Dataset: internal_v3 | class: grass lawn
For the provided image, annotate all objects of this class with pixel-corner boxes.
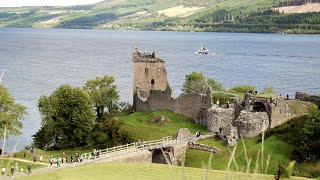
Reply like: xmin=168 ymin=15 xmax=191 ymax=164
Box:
xmin=14 ymin=162 xmax=278 ymax=180
xmin=120 ymin=109 xmax=209 ymax=141
xmin=185 ymin=135 xmax=295 ymax=175
xmin=0 ymin=159 xmax=45 ymax=175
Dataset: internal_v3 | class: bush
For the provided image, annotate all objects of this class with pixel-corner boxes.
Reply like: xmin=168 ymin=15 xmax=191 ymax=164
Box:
xmin=261 ymin=85 xmax=276 ymax=95
xmin=228 ymin=84 xmax=256 ymax=94
xmin=212 ymin=93 xmax=231 ymax=105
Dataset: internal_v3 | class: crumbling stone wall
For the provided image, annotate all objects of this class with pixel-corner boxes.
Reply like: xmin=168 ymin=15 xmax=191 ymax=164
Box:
xmin=235 ymin=111 xmax=269 ymax=138
xmin=133 ymin=48 xmax=169 ymax=108
xmin=270 ymin=97 xmax=294 ymax=128
xmin=205 ymin=105 xmax=235 ymax=133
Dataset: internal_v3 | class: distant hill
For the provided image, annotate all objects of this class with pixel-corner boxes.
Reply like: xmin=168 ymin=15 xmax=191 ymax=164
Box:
xmin=1 ymin=0 xmax=320 ymax=33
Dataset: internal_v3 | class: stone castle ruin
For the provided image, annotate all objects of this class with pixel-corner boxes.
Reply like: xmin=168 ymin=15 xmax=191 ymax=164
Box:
xmin=133 ymin=48 xmax=294 ymax=144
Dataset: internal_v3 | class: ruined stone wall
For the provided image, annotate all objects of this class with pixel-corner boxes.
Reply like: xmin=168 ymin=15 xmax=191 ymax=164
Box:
xmin=270 ymin=97 xmax=294 ymax=128
xmin=174 ymin=93 xmax=208 ymax=121
xmin=205 ymin=105 xmax=235 ymax=133
xmin=235 ymin=111 xmax=269 ymax=138
xmin=135 ymin=86 xmax=174 ymax=111
xmin=133 ymin=49 xmax=168 ymax=108
xmin=295 ymin=92 xmax=320 ymax=107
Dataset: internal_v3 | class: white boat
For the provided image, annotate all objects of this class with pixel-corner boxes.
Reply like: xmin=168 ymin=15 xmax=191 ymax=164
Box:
xmin=198 ymin=44 xmax=209 ymax=54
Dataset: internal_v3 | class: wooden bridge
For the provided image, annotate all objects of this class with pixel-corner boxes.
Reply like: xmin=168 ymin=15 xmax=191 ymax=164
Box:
xmin=81 ymin=135 xmax=195 ymax=163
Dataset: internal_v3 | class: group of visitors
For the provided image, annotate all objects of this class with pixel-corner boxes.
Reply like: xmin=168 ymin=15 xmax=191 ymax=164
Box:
xmin=1 ymin=163 xmax=31 ymax=177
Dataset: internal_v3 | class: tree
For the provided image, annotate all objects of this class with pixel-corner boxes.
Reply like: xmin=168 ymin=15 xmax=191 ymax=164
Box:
xmin=91 ymin=116 xmax=132 ymax=149
xmin=228 ymin=84 xmax=256 ymax=94
xmin=207 ymin=78 xmax=224 ymax=91
xmin=182 ymin=71 xmax=207 ymax=93
xmin=83 ymin=76 xmax=119 ymax=121
xmin=34 ymin=85 xmax=95 ymax=149
xmin=261 ymin=85 xmax=276 ymax=95
xmin=0 ymin=84 xmax=27 ymax=137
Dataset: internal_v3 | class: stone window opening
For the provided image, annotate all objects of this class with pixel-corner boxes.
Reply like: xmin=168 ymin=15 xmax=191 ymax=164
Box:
xmin=145 ymin=68 xmax=149 ymax=74
xmin=252 ymin=102 xmax=267 ymax=112
xmin=151 ymin=79 xmax=155 ymax=85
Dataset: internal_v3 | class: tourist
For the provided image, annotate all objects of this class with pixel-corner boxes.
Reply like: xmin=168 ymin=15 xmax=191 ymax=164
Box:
xmin=1 ymin=167 xmax=5 ymax=175
xmin=287 ymin=94 xmax=289 ymax=100
xmin=70 ymin=155 xmax=74 ymax=163
xmin=226 ymin=101 xmax=229 ymax=109
xmin=15 ymin=162 xmax=18 ymax=172
xmin=32 ymin=153 xmax=36 ymax=162
xmin=27 ymin=163 xmax=31 ymax=174
xmin=249 ymin=90 xmax=252 ymax=94
xmin=39 ymin=154 xmax=43 ymax=162
xmin=49 ymin=156 xmax=53 ymax=166
xmin=23 ymin=150 xmax=26 ymax=158
xmin=56 ymin=158 xmax=61 ymax=168
xmin=255 ymin=91 xmax=258 ymax=95
xmin=30 ymin=147 xmax=33 ymax=154
xmin=10 ymin=166 xmax=14 ymax=177
xmin=76 ymin=152 xmax=79 ymax=162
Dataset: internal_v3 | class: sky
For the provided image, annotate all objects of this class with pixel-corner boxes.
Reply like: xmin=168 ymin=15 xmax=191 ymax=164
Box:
xmin=0 ymin=0 xmax=105 ymax=7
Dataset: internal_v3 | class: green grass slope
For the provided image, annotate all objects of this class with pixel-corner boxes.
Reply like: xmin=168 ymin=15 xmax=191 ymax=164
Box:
xmin=185 ymin=136 xmax=294 ymax=175
xmin=15 ymin=162 xmax=278 ymax=180
xmin=120 ymin=109 xmax=209 ymax=141
xmin=0 ymin=0 xmax=319 ymax=33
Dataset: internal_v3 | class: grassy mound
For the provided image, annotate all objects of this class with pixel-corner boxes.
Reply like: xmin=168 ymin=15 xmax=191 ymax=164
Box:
xmin=120 ymin=110 xmax=208 ymax=141
xmin=185 ymin=136 xmax=294 ymax=175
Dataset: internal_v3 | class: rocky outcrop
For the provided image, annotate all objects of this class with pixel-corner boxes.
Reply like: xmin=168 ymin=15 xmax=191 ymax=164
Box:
xmin=235 ymin=111 xmax=269 ymax=138
xmin=188 ymin=142 xmax=220 ymax=154
xmin=176 ymin=128 xmax=191 ymax=139
xmin=219 ymin=123 xmax=238 ymax=146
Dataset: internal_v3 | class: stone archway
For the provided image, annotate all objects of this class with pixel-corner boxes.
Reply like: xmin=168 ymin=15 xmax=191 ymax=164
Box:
xmin=252 ymin=102 xmax=266 ymax=112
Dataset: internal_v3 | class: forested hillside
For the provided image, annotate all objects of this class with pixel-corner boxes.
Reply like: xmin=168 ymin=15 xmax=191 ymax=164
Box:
xmin=0 ymin=0 xmax=319 ymax=33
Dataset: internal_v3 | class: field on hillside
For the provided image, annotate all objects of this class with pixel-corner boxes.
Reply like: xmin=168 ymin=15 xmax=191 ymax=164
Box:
xmin=120 ymin=110 xmax=209 ymax=141
xmin=0 ymin=0 xmax=320 ymax=33
xmin=185 ymin=136 xmax=294 ymax=175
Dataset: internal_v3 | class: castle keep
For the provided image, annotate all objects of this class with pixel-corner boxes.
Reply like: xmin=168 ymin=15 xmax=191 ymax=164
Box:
xmin=133 ymin=49 xmax=294 ymax=140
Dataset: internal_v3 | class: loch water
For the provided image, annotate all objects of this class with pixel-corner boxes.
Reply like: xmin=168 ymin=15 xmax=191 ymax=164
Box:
xmin=0 ymin=28 xmax=319 ymax=151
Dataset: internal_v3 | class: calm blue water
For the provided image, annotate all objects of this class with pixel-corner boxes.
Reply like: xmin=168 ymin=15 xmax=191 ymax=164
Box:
xmin=0 ymin=28 xmax=319 ymax=151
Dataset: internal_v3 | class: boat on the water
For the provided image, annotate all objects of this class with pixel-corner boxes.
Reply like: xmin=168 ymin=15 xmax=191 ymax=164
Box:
xmin=198 ymin=44 xmax=209 ymax=54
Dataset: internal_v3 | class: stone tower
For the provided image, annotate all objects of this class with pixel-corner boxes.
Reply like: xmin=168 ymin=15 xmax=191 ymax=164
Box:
xmin=132 ymin=48 xmax=169 ymax=109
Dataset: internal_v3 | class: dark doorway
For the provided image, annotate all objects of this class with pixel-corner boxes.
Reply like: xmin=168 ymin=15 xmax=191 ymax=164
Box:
xmin=151 ymin=79 xmax=155 ymax=85
xmin=253 ymin=102 xmax=266 ymax=112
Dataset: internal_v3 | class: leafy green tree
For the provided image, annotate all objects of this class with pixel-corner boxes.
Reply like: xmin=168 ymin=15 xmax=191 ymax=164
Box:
xmin=182 ymin=71 xmax=207 ymax=93
xmin=261 ymin=85 xmax=276 ymax=95
xmin=0 ymin=84 xmax=27 ymax=137
xmin=84 ymin=75 xmax=119 ymax=121
xmin=91 ymin=116 xmax=132 ymax=149
xmin=34 ymin=85 xmax=95 ymax=149
xmin=207 ymin=78 xmax=224 ymax=91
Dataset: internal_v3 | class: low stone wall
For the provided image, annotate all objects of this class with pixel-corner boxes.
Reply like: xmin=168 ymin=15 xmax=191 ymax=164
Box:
xmin=270 ymin=97 xmax=295 ymax=128
xmin=96 ymin=150 xmax=152 ymax=163
xmin=188 ymin=143 xmax=220 ymax=154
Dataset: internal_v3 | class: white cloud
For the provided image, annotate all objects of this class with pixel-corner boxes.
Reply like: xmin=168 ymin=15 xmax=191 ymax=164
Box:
xmin=0 ymin=0 xmax=104 ymax=7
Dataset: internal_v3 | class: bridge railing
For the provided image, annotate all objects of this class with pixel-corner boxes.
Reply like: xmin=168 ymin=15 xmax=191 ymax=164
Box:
xmin=82 ymin=135 xmax=178 ymax=161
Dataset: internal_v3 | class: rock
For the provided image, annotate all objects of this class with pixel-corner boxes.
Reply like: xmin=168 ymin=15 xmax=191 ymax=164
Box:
xmin=176 ymin=128 xmax=191 ymax=139
xmin=219 ymin=123 xmax=238 ymax=146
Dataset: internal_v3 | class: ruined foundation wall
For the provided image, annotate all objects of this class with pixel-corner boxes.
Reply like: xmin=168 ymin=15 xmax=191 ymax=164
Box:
xmin=206 ymin=105 xmax=235 ymax=133
xmin=270 ymin=98 xmax=294 ymax=128
xmin=235 ymin=111 xmax=269 ymax=138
